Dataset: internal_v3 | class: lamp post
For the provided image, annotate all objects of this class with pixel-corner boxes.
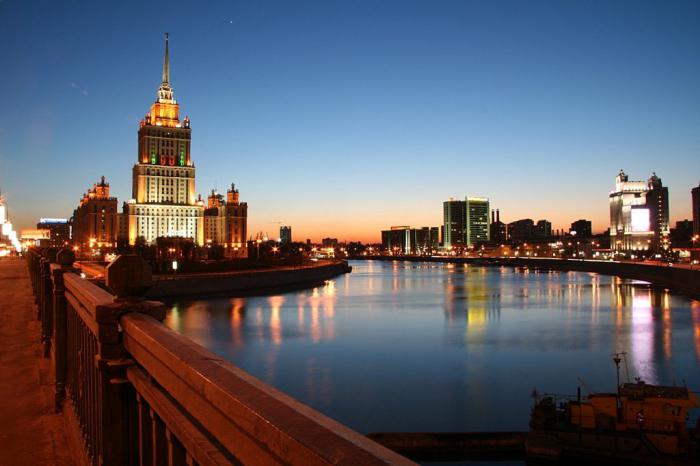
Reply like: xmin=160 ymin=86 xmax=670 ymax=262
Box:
xmin=692 ymin=235 xmax=699 ymax=270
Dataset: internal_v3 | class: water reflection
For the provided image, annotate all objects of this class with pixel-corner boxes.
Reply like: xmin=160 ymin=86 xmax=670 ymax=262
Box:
xmin=163 ymin=260 xmax=700 ymax=436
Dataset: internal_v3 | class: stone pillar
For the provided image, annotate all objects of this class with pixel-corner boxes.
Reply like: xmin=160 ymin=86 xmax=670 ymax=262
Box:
xmin=95 ymin=255 xmax=165 ymax=465
xmin=51 ymin=249 xmax=75 ymax=412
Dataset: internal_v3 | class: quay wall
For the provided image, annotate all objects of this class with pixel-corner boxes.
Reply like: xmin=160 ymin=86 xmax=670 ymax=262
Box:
xmin=359 ymin=256 xmax=700 ymax=300
xmin=145 ymin=260 xmax=351 ymax=299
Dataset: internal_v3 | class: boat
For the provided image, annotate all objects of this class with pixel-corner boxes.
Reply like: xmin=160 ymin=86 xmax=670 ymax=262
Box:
xmin=528 ymin=355 xmax=700 ymax=465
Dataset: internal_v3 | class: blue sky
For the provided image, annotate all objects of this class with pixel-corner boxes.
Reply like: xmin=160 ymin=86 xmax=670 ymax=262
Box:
xmin=1 ymin=0 xmax=699 ymax=241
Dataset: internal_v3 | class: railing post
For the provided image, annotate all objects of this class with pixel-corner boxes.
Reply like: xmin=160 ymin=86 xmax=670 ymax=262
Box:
xmin=94 ymin=255 xmax=165 ymax=466
xmin=52 ymin=248 xmax=75 ymax=412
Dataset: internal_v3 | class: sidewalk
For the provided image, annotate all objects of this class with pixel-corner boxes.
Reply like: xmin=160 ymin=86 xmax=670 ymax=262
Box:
xmin=0 ymin=258 xmax=76 ymax=466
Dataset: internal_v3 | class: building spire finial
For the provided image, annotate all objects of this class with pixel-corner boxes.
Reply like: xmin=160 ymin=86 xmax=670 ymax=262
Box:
xmin=162 ymin=32 xmax=170 ymax=85
xmin=157 ymin=33 xmax=174 ymax=102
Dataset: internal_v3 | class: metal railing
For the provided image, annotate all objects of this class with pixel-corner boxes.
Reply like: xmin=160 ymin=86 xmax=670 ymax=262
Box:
xmin=26 ymin=248 xmax=414 ymax=466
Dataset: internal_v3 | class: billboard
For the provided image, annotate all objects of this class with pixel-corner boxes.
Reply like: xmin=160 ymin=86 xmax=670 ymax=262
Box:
xmin=630 ymin=208 xmax=650 ymax=233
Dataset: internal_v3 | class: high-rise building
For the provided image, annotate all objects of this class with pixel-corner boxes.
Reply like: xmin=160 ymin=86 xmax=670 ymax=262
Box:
xmin=71 ymin=176 xmax=118 ymax=248
xmin=693 ymin=182 xmax=700 ymax=236
xmin=123 ymin=34 xmax=204 ymax=246
xmin=609 ymin=170 xmax=669 ymax=254
xmin=121 ymin=34 xmax=247 ymax=250
xmin=280 ymin=226 xmax=292 ymax=244
xmin=465 ymin=197 xmax=490 ymax=246
xmin=443 ymin=198 xmax=466 ymax=248
xmin=570 ymin=219 xmax=592 ymax=238
xmin=36 ymin=218 xmax=70 ymax=247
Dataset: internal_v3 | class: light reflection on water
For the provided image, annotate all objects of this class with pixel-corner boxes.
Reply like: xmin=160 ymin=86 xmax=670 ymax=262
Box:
xmin=164 ymin=260 xmax=700 ymax=435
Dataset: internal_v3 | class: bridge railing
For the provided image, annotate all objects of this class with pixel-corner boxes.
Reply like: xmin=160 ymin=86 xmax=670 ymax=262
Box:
xmin=26 ymin=248 xmax=414 ymax=466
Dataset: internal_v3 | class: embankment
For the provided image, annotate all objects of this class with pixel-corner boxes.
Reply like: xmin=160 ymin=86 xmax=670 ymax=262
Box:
xmin=145 ymin=260 xmax=351 ymax=299
xmin=360 ymin=256 xmax=700 ymax=300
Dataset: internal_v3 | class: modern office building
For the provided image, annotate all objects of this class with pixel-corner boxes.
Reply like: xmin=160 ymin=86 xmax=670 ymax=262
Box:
xmin=443 ymin=198 xmax=466 ymax=248
xmin=693 ymin=182 xmax=700 ymax=236
xmin=36 ymin=218 xmax=70 ymax=247
xmin=609 ymin=170 xmax=669 ymax=254
xmin=570 ymin=219 xmax=592 ymax=238
xmin=465 ymin=197 xmax=490 ymax=246
xmin=71 ymin=176 xmax=119 ymax=249
xmin=381 ymin=226 xmax=439 ymax=254
xmin=280 ymin=226 xmax=292 ymax=244
xmin=121 ymin=34 xmax=246 ymax=251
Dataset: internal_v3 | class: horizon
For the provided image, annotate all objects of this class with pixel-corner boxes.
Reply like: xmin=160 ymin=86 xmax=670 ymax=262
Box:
xmin=1 ymin=0 xmax=699 ymax=243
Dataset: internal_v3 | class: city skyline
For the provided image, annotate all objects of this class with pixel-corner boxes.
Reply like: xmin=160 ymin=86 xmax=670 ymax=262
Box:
xmin=2 ymin=1 xmax=700 ymax=242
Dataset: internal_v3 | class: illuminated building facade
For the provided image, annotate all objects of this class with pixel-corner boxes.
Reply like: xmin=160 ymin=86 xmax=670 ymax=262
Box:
xmin=121 ymin=34 xmax=248 ymax=250
xmin=71 ymin=176 xmax=118 ymax=248
xmin=465 ymin=197 xmax=490 ymax=245
xmin=609 ymin=170 xmax=669 ymax=254
xmin=203 ymin=184 xmax=248 ymax=257
xmin=123 ymin=34 xmax=204 ymax=246
xmin=443 ymin=199 xmax=466 ymax=248
xmin=381 ymin=226 xmax=439 ymax=254
xmin=693 ymin=182 xmax=700 ymax=236
xmin=0 ymin=192 xmax=21 ymax=253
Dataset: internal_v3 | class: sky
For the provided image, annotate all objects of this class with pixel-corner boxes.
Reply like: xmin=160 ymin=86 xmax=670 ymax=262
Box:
xmin=1 ymin=0 xmax=699 ymax=243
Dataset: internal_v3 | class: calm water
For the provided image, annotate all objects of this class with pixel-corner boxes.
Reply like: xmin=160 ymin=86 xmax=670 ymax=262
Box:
xmin=164 ymin=260 xmax=700 ymax=437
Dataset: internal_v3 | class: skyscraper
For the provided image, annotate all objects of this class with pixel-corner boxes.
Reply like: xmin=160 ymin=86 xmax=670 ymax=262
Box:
xmin=693 ymin=182 xmax=700 ymax=236
xmin=120 ymin=34 xmax=247 ymax=251
xmin=465 ymin=197 xmax=490 ymax=245
xmin=443 ymin=199 xmax=466 ymax=248
xmin=609 ymin=170 xmax=669 ymax=254
xmin=123 ymin=34 xmax=204 ymax=245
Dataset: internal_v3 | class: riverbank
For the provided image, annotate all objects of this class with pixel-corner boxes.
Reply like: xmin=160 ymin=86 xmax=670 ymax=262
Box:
xmin=145 ymin=260 xmax=351 ymax=299
xmin=357 ymin=256 xmax=700 ymax=301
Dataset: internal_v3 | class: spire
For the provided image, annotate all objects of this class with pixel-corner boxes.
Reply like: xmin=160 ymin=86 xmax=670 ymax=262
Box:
xmin=157 ymin=33 xmax=174 ymax=103
xmin=162 ymin=32 xmax=170 ymax=85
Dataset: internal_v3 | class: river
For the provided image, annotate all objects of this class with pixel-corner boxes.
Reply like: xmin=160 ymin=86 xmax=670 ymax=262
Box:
xmin=164 ymin=259 xmax=700 ymax=460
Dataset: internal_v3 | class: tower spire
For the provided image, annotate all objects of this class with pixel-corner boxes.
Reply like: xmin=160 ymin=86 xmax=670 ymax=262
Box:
xmin=157 ymin=33 xmax=174 ymax=103
xmin=162 ymin=32 xmax=170 ymax=85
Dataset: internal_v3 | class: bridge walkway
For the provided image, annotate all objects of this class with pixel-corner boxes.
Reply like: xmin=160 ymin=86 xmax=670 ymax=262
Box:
xmin=0 ymin=258 xmax=76 ymax=466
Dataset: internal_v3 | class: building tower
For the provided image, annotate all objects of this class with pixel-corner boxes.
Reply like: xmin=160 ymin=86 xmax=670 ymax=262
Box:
xmin=443 ymin=198 xmax=466 ymax=248
xmin=123 ymin=34 xmax=204 ymax=245
xmin=465 ymin=197 xmax=490 ymax=246
xmin=609 ymin=170 xmax=669 ymax=255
